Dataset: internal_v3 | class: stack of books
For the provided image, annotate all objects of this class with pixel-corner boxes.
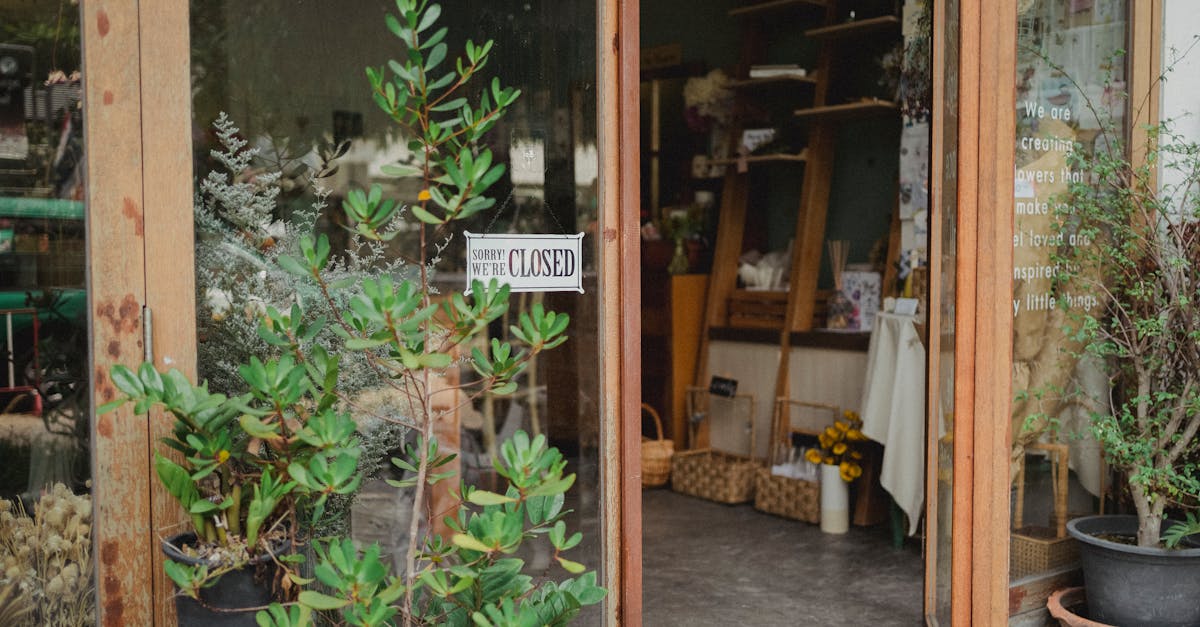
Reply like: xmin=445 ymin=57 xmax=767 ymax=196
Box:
xmin=748 ymin=64 xmax=807 ymax=79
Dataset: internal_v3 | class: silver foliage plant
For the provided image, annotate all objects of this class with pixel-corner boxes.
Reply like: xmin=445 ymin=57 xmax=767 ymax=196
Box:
xmin=195 ymin=113 xmax=403 ymax=409
xmin=193 ymin=113 xmax=408 ymax=534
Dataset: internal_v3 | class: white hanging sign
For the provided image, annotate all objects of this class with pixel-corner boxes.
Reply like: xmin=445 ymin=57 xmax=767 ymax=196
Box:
xmin=463 ymin=232 xmax=585 ymax=294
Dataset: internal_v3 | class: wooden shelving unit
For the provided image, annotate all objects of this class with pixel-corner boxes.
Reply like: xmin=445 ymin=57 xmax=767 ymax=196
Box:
xmin=729 ymin=75 xmax=819 ymax=89
xmin=728 ymin=0 xmax=826 ymax=18
xmin=696 ymin=0 xmax=903 ymax=445
xmin=794 ymin=99 xmax=900 ymax=120
xmin=706 ymin=151 xmax=808 ymax=166
xmin=804 ymin=15 xmax=901 ymax=40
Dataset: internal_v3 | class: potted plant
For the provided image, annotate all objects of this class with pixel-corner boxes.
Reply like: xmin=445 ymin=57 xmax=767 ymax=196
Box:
xmin=1048 ymin=52 xmax=1200 ymax=625
xmin=102 ymin=2 xmax=604 ymax=625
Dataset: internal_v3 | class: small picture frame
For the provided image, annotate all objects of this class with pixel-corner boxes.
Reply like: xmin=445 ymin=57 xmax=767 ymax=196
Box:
xmin=709 ymin=375 xmax=738 ymax=398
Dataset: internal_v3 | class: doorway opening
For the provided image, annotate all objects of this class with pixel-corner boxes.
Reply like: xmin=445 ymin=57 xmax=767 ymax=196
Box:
xmin=636 ymin=1 xmax=930 ymax=624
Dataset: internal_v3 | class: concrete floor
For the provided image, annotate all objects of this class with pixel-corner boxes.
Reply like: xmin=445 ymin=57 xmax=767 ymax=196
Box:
xmin=642 ymin=489 xmax=924 ymax=626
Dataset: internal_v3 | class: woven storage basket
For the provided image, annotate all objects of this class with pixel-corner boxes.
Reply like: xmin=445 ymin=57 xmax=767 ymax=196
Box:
xmin=751 ymin=398 xmax=838 ymax=523
xmin=1011 ymin=443 xmax=1078 ymax=578
xmin=671 ymin=389 xmax=760 ymax=503
xmin=753 ymin=467 xmax=819 ymax=522
xmin=671 ymin=449 xmax=761 ymax=504
xmin=641 ymin=403 xmax=674 ymax=488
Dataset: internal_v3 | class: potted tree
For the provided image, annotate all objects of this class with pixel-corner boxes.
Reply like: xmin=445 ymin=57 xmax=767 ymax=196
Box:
xmin=1049 ymin=53 xmax=1200 ymax=626
xmin=102 ymin=2 xmax=604 ymax=625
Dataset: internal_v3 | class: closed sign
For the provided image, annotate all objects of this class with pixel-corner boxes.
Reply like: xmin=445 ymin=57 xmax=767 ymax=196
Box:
xmin=464 ymin=232 xmax=585 ymax=294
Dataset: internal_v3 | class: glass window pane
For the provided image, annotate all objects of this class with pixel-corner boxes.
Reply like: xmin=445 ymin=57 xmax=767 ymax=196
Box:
xmin=1010 ymin=0 xmax=1129 ymax=582
xmin=189 ymin=2 xmax=603 ymax=623
xmin=0 ymin=3 xmax=93 ymax=625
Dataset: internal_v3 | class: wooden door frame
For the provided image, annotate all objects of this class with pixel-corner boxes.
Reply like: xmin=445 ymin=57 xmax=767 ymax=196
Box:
xmin=932 ymin=2 xmax=1164 ymax=624
xmin=921 ymin=1 xmax=1018 ymax=622
xmin=603 ymin=0 xmax=643 ymax=622
xmin=86 ymin=0 xmax=642 ymax=623
xmin=959 ymin=2 xmax=1018 ymax=624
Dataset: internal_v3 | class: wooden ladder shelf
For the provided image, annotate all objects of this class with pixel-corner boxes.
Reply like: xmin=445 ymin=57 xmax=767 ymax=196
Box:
xmin=696 ymin=0 xmax=902 ymax=414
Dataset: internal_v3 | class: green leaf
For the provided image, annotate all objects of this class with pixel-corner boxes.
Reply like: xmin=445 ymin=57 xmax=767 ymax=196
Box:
xmin=467 ymin=490 xmax=517 ymax=506
xmin=425 ymin=42 xmax=447 ymax=71
xmin=384 ymin=12 xmax=406 ymax=39
xmin=416 ymin=4 xmax=441 ymax=32
xmin=239 ymin=414 xmax=282 ymax=441
xmin=491 ymin=382 xmax=518 ymax=396
xmin=431 ymin=97 xmax=468 ymax=112
xmin=276 ymin=254 xmax=310 ymax=278
xmin=556 ymin=557 xmax=586 ymax=574
xmin=420 ymin=352 xmax=453 ymax=368
xmin=97 ymin=398 xmax=128 ymax=414
xmin=381 ymin=162 xmax=422 ymax=178
xmin=298 ymin=590 xmax=350 ymax=611
xmin=411 ymin=204 xmax=446 ymax=225
xmin=138 ymin=362 xmax=165 ymax=397
xmin=345 ymin=337 xmax=392 ymax=350
xmin=451 ymin=533 xmax=494 ymax=553
xmin=109 ymin=364 xmax=144 ymax=396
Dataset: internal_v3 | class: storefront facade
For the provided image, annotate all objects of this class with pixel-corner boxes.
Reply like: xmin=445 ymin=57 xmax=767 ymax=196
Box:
xmin=0 ymin=0 xmax=1187 ymax=624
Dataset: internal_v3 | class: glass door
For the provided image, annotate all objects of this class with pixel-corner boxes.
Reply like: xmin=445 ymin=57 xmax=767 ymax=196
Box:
xmin=185 ymin=1 xmax=612 ymax=623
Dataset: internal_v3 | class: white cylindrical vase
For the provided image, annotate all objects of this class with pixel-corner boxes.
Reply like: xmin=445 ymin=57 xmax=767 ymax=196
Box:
xmin=819 ymin=463 xmax=849 ymax=534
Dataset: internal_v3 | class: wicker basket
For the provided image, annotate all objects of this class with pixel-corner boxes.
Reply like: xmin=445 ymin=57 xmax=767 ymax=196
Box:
xmin=671 ymin=388 xmax=760 ymax=503
xmin=1011 ymin=443 xmax=1079 ymax=578
xmin=641 ymin=403 xmax=674 ymax=488
xmin=753 ymin=467 xmax=820 ymax=522
xmin=671 ymin=449 xmax=762 ymax=504
xmin=751 ymin=398 xmax=838 ymax=523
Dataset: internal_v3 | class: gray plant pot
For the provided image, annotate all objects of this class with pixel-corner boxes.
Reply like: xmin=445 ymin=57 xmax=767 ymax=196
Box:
xmin=162 ymin=533 xmax=282 ymax=627
xmin=1067 ymin=515 xmax=1200 ymax=627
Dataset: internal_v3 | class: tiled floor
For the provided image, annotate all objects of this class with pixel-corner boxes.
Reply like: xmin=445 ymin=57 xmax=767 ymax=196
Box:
xmin=642 ymin=489 xmax=924 ymax=626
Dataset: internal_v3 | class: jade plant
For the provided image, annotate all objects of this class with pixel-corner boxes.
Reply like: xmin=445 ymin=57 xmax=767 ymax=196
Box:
xmin=102 ymin=1 xmax=603 ymax=624
xmin=1050 ymin=51 xmax=1200 ymax=547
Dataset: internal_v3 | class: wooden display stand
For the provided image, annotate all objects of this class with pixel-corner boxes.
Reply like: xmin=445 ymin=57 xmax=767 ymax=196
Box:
xmin=695 ymin=0 xmax=902 ymax=420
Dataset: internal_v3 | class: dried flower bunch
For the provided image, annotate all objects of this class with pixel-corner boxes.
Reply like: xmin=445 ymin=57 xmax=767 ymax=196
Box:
xmin=0 ymin=484 xmax=94 ymax=627
xmin=805 ymin=410 xmax=867 ymax=482
xmin=683 ymin=69 xmax=734 ymax=132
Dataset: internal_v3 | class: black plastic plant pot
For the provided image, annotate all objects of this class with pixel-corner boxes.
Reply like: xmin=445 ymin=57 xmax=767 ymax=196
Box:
xmin=162 ymin=533 xmax=281 ymax=627
xmin=1067 ymin=515 xmax=1200 ymax=627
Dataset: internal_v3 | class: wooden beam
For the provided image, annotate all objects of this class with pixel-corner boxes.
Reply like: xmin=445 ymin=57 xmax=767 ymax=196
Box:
xmin=952 ymin=0 xmax=980 ymax=623
xmin=694 ymin=170 xmax=748 ymax=386
xmin=1129 ymin=1 xmax=1162 ymax=173
xmin=971 ymin=0 xmax=1016 ymax=624
xmin=602 ymin=0 xmax=642 ymax=622
xmin=82 ymin=2 xmax=152 ymax=625
xmin=137 ymin=1 xmax=195 ymax=623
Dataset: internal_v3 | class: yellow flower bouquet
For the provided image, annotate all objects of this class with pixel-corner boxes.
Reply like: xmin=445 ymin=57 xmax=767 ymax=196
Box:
xmin=804 ymin=410 xmax=868 ymax=482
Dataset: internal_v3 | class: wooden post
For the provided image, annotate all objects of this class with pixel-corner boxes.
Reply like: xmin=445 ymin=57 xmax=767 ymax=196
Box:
xmin=138 ymin=2 xmax=195 ymax=623
xmin=82 ymin=3 xmax=152 ymax=625
xmin=602 ymin=0 xmax=642 ymax=623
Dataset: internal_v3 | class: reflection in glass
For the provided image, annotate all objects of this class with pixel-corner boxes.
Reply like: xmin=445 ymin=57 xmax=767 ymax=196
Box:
xmin=189 ymin=1 xmax=602 ymax=622
xmin=0 ymin=2 xmax=93 ymax=625
xmin=1010 ymin=0 xmax=1128 ymax=582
